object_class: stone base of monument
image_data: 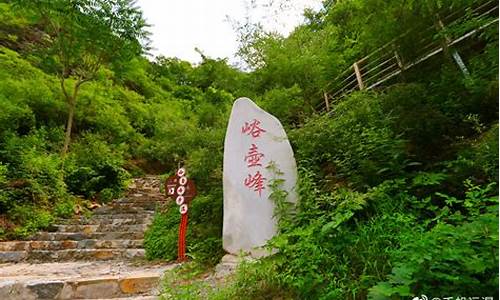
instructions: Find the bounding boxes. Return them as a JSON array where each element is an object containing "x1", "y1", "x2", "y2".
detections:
[
  {"x1": 214, "y1": 248, "x2": 277, "y2": 278},
  {"x1": 214, "y1": 254, "x2": 248, "y2": 278},
  {"x1": 248, "y1": 247, "x2": 277, "y2": 258}
]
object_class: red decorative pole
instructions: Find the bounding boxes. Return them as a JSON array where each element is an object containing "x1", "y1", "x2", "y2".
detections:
[
  {"x1": 165, "y1": 167, "x2": 196, "y2": 262},
  {"x1": 178, "y1": 209, "x2": 188, "y2": 260}
]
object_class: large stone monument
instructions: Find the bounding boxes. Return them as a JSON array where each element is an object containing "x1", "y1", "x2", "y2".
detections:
[{"x1": 223, "y1": 97, "x2": 297, "y2": 255}]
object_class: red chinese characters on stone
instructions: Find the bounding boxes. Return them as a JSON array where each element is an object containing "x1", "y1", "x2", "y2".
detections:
[
  {"x1": 244, "y1": 171, "x2": 266, "y2": 196},
  {"x1": 241, "y1": 119, "x2": 267, "y2": 196},
  {"x1": 244, "y1": 144, "x2": 265, "y2": 167},
  {"x1": 241, "y1": 119, "x2": 266, "y2": 138}
]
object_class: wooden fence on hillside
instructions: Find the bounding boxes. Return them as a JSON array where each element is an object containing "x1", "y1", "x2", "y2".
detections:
[{"x1": 317, "y1": 0, "x2": 499, "y2": 113}]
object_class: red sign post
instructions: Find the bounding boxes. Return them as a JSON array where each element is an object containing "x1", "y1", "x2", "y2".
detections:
[{"x1": 165, "y1": 168, "x2": 196, "y2": 262}]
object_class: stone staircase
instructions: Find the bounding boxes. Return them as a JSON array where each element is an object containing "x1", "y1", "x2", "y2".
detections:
[{"x1": 0, "y1": 176, "x2": 175, "y2": 299}]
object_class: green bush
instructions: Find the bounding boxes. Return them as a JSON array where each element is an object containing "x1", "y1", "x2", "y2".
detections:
[
  {"x1": 439, "y1": 123, "x2": 499, "y2": 191},
  {"x1": 76, "y1": 81, "x2": 138, "y2": 144},
  {"x1": 291, "y1": 92, "x2": 407, "y2": 189},
  {"x1": 0, "y1": 129, "x2": 68, "y2": 207},
  {"x1": 144, "y1": 194, "x2": 224, "y2": 266},
  {"x1": 261, "y1": 172, "x2": 415, "y2": 299},
  {"x1": 0, "y1": 3, "x2": 497, "y2": 299},
  {"x1": 473, "y1": 124, "x2": 499, "y2": 181},
  {"x1": 379, "y1": 83, "x2": 453, "y2": 159},
  {"x1": 65, "y1": 133, "x2": 130, "y2": 201},
  {"x1": 144, "y1": 109, "x2": 226, "y2": 266},
  {"x1": 137, "y1": 114, "x2": 196, "y2": 170},
  {"x1": 369, "y1": 211, "x2": 498, "y2": 298},
  {"x1": 0, "y1": 163, "x2": 8, "y2": 213},
  {"x1": 258, "y1": 85, "x2": 307, "y2": 127},
  {"x1": 53, "y1": 198, "x2": 76, "y2": 219},
  {"x1": 9, "y1": 205, "x2": 54, "y2": 239},
  {"x1": 0, "y1": 47, "x2": 64, "y2": 130},
  {"x1": 185, "y1": 195, "x2": 224, "y2": 266},
  {"x1": 144, "y1": 205, "x2": 179, "y2": 261},
  {"x1": 0, "y1": 94, "x2": 35, "y2": 137}
]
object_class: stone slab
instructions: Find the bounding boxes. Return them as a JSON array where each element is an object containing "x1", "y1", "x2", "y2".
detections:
[
  {"x1": 26, "y1": 280, "x2": 64, "y2": 299},
  {"x1": 55, "y1": 224, "x2": 147, "y2": 233},
  {"x1": 0, "y1": 281, "x2": 36, "y2": 300},
  {"x1": 0, "y1": 241, "x2": 29, "y2": 251},
  {"x1": 0, "y1": 261, "x2": 172, "y2": 281},
  {"x1": 90, "y1": 213, "x2": 153, "y2": 220},
  {"x1": 28, "y1": 248, "x2": 145, "y2": 261},
  {"x1": 223, "y1": 97, "x2": 298, "y2": 254},
  {"x1": 0, "y1": 262, "x2": 173, "y2": 299},
  {"x1": 29, "y1": 240, "x2": 78, "y2": 250},
  {"x1": 32, "y1": 231, "x2": 144, "y2": 241},
  {"x1": 214, "y1": 254, "x2": 257, "y2": 279},
  {"x1": 90, "y1": 296, "x2": 158, "y2": 300},
  {"x1": 0, "y1": 251, "x2": 27, "y2": 262},
  {"x1": 119, "y1": 275, "x2": 159, "y2": 294},
  {"x1": 62, "y1": 218, "x2": 152, "y2": 226},
  {"x1": 73, "y1": 278, "x2": 121, "y2": 299}
]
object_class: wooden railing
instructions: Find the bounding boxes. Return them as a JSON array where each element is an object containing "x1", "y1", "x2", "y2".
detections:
[{"x1": 317, "y1": 0, "x2": 499, "y2": 113}]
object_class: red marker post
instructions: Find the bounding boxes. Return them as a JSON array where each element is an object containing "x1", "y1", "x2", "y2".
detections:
[{"x1": 165, "y1": 168, "x2": 197, "y2": 262}]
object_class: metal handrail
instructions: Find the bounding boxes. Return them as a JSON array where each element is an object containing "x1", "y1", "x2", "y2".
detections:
[{"x1": 318, "y1": 0, "x2": 498, "y2": 112}]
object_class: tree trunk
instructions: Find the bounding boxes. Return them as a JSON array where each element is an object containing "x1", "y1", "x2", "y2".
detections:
[
  {"x1": 62, "y1": 96, "x2": 76, "y2": 156},
  {"x1": 61, "y1": 79, "x2": 84, "y2": 156}
]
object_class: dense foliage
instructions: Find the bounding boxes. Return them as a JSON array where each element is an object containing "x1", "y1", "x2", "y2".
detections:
[
  {"x1": 202, "y1": 0, "x2": 499, "y2": 299},
  {"x1": 0, "y1": 0, "x2": 498, "y2": 299},
  {"x1": 0, "y1": 0, "x2": 239, "y2": 247}
]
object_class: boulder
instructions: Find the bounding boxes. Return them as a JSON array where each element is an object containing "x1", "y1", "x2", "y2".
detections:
[{"x1": 223, "y1": 97, "x2": 297, "y2": 255}]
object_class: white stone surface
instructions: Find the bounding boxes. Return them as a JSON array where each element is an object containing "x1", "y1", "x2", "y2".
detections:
[{"x1": 223, "y1": 97, "x2": 297, "y2": 254}]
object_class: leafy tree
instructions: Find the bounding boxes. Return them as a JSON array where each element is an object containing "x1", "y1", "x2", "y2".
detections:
[{"x1": 13, "y1": 0, "x2": 149, "y2": 154}]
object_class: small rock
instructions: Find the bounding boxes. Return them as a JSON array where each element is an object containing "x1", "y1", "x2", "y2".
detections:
[
  {"x1": 73, "y1": 278, "x2": 120, "y2": 299},
  {"x1": 119, "y1": 275, "x2": 159, "y2": 295},
  {"x1": 214, "y1": 262, "x2": 238, "y2": 279},
  {"x1": 0, "y1": 281, "x2": 36, "y2": 300},
  {"x1": 0, "y1": 251, "x2": 27, "y2": 262},
  {"x1": 220, "y1": 254, "x2": 240, "y2": 264},
  {"x1": 26, "y1": 281, "x2": 64, "y2": 299}
]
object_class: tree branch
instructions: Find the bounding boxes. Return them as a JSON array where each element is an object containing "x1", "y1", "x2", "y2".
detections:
[{"x1": 60, "y1": 76, "x2": 69, "y2": 101}]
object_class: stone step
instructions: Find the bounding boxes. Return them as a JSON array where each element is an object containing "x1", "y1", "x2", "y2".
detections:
[
  {"x1": 0, "y1": 251, "x2": 26, "y2": 262},
  {"x1": 109, "y1": 203, "x2": 165, "y2": 211},
  {"x1": 61, "y1": 217, "x2": 152, "y2": 226},
  {"x1": 89, "y1": 213, "x2": 154, "y2": 220},
  {"x1": 0, "y1": 248, "x2": 145, "y2": 263},
  {"x1": 111, "y1": 197, "x2": 165, "y2": 203},
  {"x1": 120, "y1": 190, "x2": 164, "y2": 195},
  {"x1": 28, "y1": 248, "x2": 145, "y2": 262},
  {"x1": 111, "y1": 199, "x2": 167, "y2": 206},
  {"x1": 112, "y1": 199, "x2": 166, "y2": 204},
  {"x1": 90, "y1": 297, "x2": 158, "y2": 300},
  {"x1": 0, "y1": 240, "x2": 144, "y2": 251},
  {"x1": 125, "y1": 184, "x2": 160, "y2": 189},
  {"x1": 32, "y1": 231, "x2": 144, "y2": 241},
  {"x1": 92, "y1": 206, "x2": 153, "y2": 215},
  {"x1": 103, "y1": 202, "x2": 153, "y2": 208},
  {"x1": 55, "y1": 224, "x2": 148, "y2": 233},
  {"x1": 0, "y1": 261, "x2": 177, "y2": 300},
  {"x1": 0, "y1": 271, "x2": 166, "y2": 299}
]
